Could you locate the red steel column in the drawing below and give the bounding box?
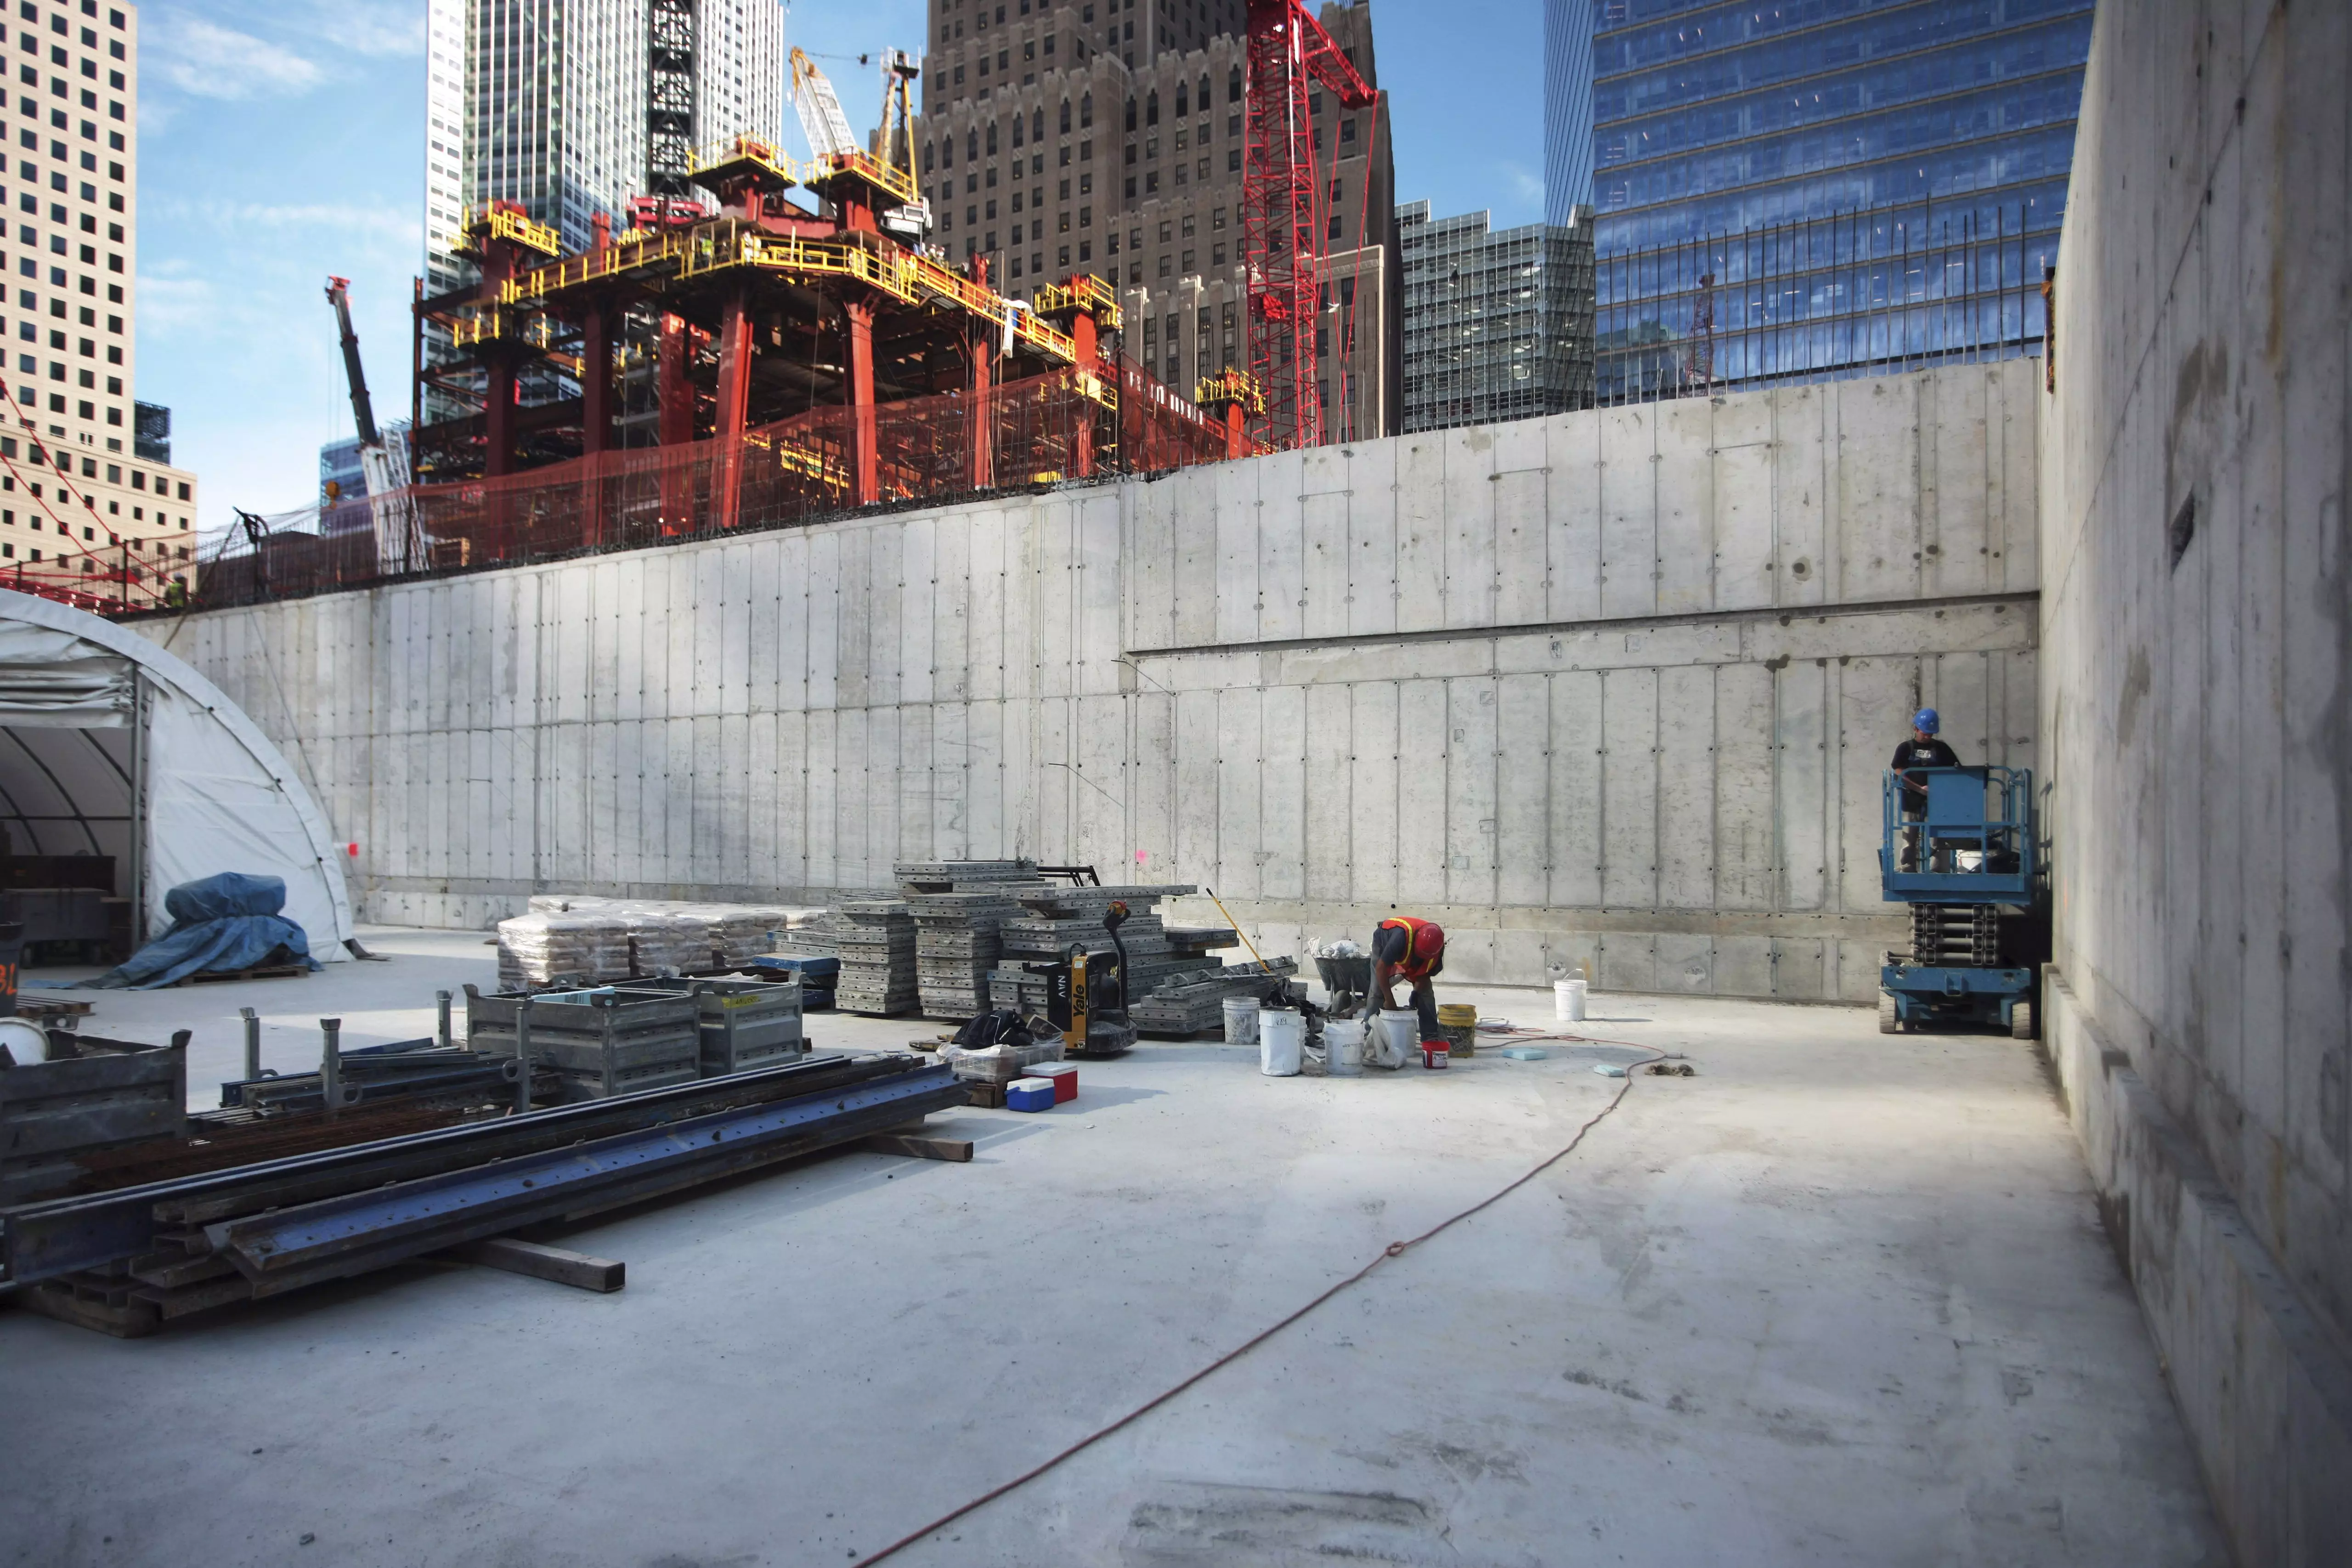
[1070,304,1099,480]
[713,287,754,530]
[578,304,614,545]
[846,297,878,506]
[581,305,615,454]
[1224,402,1248,461]
[657,312,695,533]
[483,357,519,477]
[967,258,995,492]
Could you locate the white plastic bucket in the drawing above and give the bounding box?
[1555,979,1587,1022]
[1258,1009,1304,1076]
[1223,996,1260,1046]
[1323,1018,1365,1076]
[1371,1009,1418,1070]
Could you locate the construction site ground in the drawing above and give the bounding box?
[1,927,2225,1567]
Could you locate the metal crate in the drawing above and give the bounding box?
[0,1030,188,1204]
[616,978,807,1077]
[462,985,701,1102]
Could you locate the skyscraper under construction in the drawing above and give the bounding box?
[419,0,786,423]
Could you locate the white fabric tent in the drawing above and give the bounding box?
[0,590,351,958]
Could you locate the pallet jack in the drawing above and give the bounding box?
[1023,900,1137,1058]
[1877,765,2042,1036]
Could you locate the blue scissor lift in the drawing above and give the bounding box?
[1877,766,2041,1037]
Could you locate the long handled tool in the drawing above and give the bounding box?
[1201,887,1277,975]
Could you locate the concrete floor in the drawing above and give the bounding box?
[0,930,2225,1567]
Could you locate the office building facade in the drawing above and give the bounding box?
[1398,200,1594,434]
[1586,0,2094,401]
[0,2,199,594]
[916,0,1400,440]
[1589,0,2094,252]
[1543,0,1593,225]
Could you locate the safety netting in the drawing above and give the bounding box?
[172,361,1227,614]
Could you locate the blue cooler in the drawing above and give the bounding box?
[1006,1076,1057,1112]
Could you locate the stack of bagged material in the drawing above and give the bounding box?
[496,911,633,991]
[523,896,824,972]
[835,902,918,1014]
[498,900,813,990]
[896,860,1051,1020]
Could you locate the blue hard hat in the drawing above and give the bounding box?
[1913,708,1940,734]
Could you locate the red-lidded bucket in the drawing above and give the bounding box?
[0,920,22,1017]
[1421,1041,1449,1070]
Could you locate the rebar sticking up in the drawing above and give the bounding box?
[320,1018,342,1118]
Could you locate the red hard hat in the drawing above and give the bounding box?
[1413,922,1445,959]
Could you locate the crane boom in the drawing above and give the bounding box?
[325,276,381,448]
[322,275,419,574]
[789,47,860,161]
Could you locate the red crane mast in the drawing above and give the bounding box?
[1242,0,1377,452]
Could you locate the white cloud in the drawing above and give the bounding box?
[214,201,423,249]
[1504,164,1545,207]
[136,272,217,334]
[300,1,427,59]
[150,17,322,101]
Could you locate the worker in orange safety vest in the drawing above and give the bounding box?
[1366,915,1447,1042]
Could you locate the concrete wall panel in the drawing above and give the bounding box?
[181,361,2035,1004]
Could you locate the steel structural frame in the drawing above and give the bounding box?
[648,0,698,197]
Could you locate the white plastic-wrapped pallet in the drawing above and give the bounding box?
[496,912,632,988]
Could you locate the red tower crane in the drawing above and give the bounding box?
[1242,0,1378,452]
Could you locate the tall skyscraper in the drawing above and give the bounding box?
[420,0,786,420]
[915,0,1401,441]
[1589,1,2094,255]
[1542,0,1592,226]
[0,2,200,596]
[1585,0,2094,401]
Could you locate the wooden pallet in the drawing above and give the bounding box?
[172,963,310,987]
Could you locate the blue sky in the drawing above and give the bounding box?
[136,0,1544,531]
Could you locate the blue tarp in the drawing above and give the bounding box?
[82,872,320,990]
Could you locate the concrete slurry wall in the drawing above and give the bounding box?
[2037,1,2352,1562]
[169,357,2039,1002]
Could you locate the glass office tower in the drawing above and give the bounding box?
[1587,0,2094,402]
[1544,0,1595,225]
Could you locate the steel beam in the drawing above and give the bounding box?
[1,1053,913,1285]
[209,1066,960,1296]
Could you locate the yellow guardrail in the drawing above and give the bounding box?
[463,204,562,259]
[1194,366,1264,415]
[502,226,698,305]
[688,136,804,189]
[1034,274,1123,332]
[490,219,1102,373]
[807,149,919,209]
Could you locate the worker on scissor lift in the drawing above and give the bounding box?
[1366,915,1447,1043]
[1892,708,1961,870]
